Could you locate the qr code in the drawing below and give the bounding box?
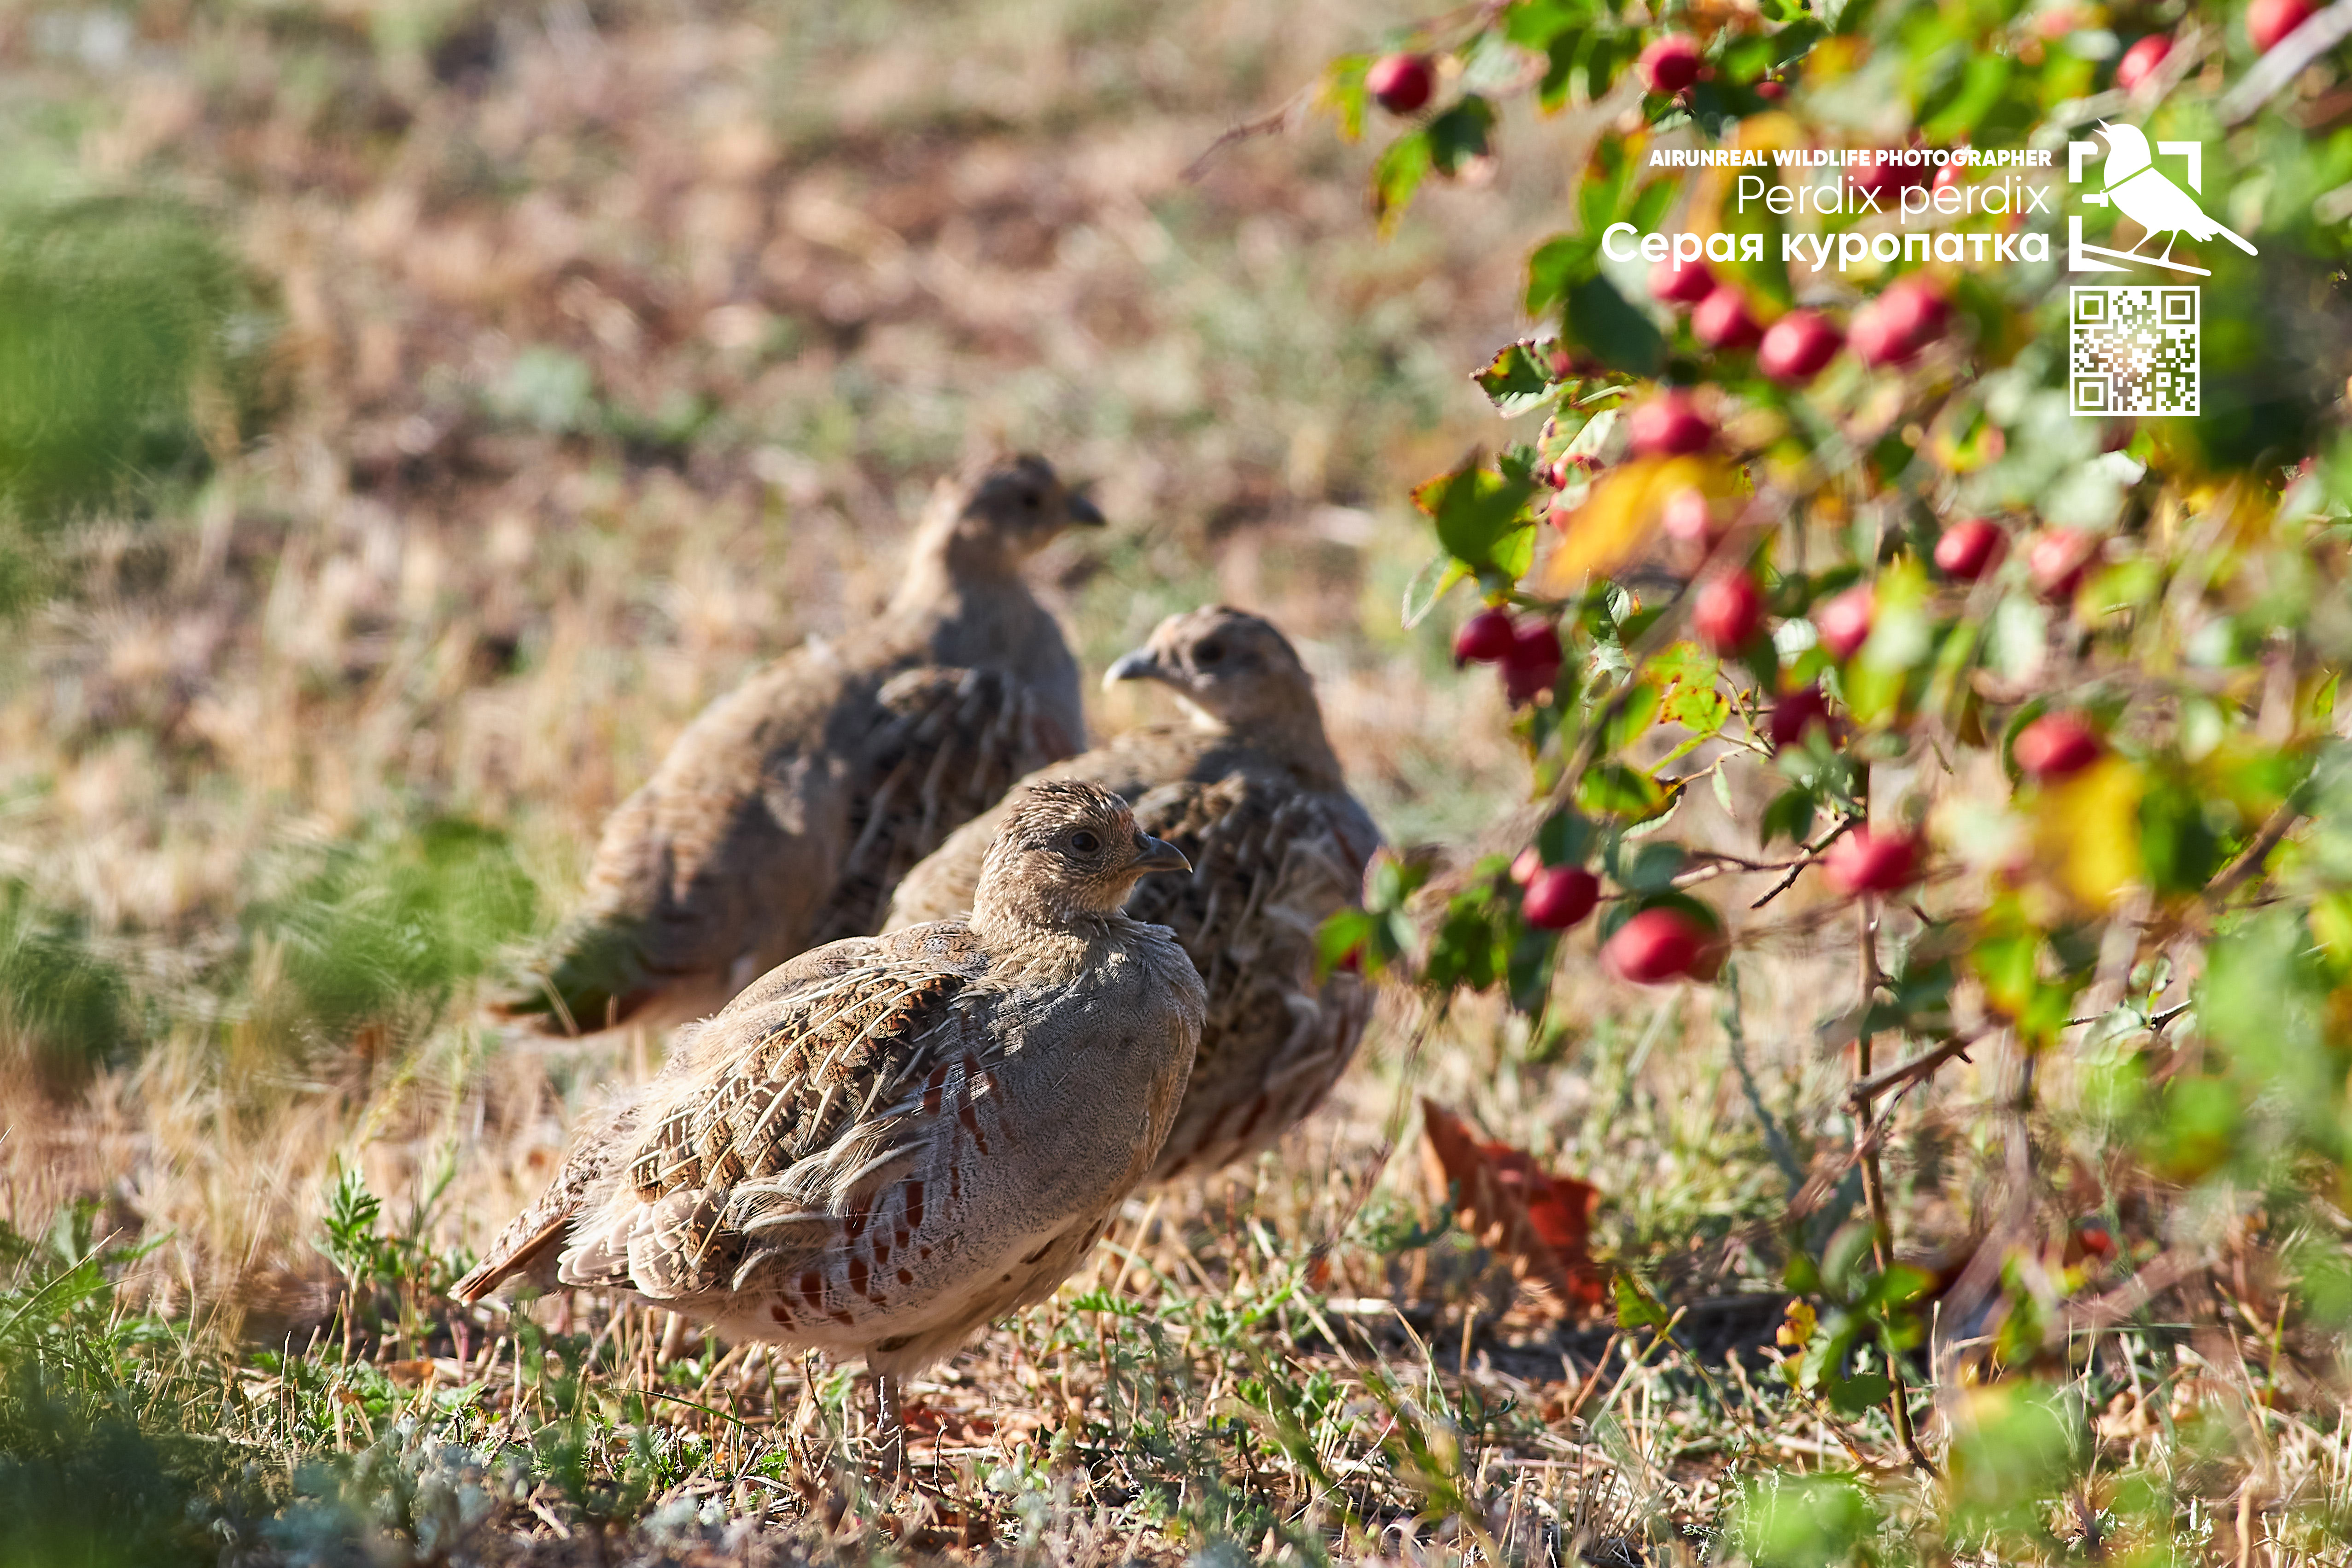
[2070,287,2198,416]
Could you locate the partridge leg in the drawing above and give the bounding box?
[873,1371,907,1481]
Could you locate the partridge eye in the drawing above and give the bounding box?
[1194,640,1225,665]
[1069,829,1101,854]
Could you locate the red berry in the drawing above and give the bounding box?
[1454,607,1516,665]
[1523,866,1601,930]
[1510,847,1542,885]
[1851,279,1948,367]
[1649,257,1716,306]
[1640,33,1704,94]
[1661,487,1716,544]
[1934,518,2007,581]
[1626,391,1713,457]
[1693,285,1763,350]
[2027,527,2099,600]
[1815,585,1874,660]
[1821,826,1921,896]
[2116,33,2171,90]
[1768,684,1832,751]
[2249,0,2316,53]
[2014,713,2103,781]
[1604,907,1716,984]
[1692,571,1767,653]
[1757,310,1842,384]
[1501,619,1564,705]
[1367,52,1436,114]
[1755,77,1786,100]
[1850,150,1930,201]
[1932,158,1964,193]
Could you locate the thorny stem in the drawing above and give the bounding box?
[1854,897,1938,1478]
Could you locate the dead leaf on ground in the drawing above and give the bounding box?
[1419,1098,1605,1315]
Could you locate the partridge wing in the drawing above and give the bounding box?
[808,666,1077,947]
[1122,775,1382,1176]
[556,939,992,1302]
[500,651,861,1032]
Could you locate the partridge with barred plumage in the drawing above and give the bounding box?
[456,781,1205,1450]
[884,606,1381,1180]
[502,457,1102,1033]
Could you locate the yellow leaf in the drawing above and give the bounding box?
[1776,1298,1817,1349]
[1537,455,1725,592]
[2031,757,2146,911]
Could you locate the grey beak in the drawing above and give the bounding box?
[1067,490,1106,526]
[1103,647,1161,691]
[1129,835,1192,875]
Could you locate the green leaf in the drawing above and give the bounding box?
[1652,642,1729,736]
[1761,788,1816,848]
[1614,1273,1670,1331]
[1372,131,1434,233]
[1413,462,1538,574]
[1401,552,1471,630]
[1525,234,1599,316]
[1537,810,1598,867]
[1319,54,1372,142]
[1426,97,1495,176]
[1615,840,1688,894]
[1562,273,1664,376]
[1825,1370,1892,1416]
[1578,762,1669,820]
[1472,340,1555,414]
[2139,773,2223,895]
[1502,0,1598,50]
[1599,679,1662,755]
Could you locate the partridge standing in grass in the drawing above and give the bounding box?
[455,782,1205,1457]
[884,606,1381,1179]
[502,457,1103,1034]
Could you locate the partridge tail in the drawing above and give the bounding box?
[451,1209,570,1304]
[492,918,660,1035]
[2218,222,2258,255]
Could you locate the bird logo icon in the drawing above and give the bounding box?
[2072,122,2257,275]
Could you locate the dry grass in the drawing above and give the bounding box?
[1,0,2347,1562]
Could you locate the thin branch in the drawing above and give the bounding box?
[1749,816,1860,909]
[2205,799,2303,903]
[1181,92,1313,181]
[1853,896,1938,1479]
[1846,1030,1987,1108]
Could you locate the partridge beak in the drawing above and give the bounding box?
[1067,490,1106,527]
[1128,835,1192,875]
[1103,646,1163,691]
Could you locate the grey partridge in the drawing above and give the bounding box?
[503,456,1102,1034]
[884,606,1382,1180]
[455,781,1205,1453]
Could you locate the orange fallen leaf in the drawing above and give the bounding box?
[1419,1099,1605,1315]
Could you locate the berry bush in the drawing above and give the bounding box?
[1327,0,2352,1556]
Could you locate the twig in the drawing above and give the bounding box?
[1845,1030,1986,1108]
[1750,816,1861,909]
[1182,92,1311,181]
[2205,799,2303,903]
[1852,898,1938,1478]
[2219,0,2352,123]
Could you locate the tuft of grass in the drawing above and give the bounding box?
[0,197,274,533]
[238,817,541,1054]
[0,880,140,1089]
